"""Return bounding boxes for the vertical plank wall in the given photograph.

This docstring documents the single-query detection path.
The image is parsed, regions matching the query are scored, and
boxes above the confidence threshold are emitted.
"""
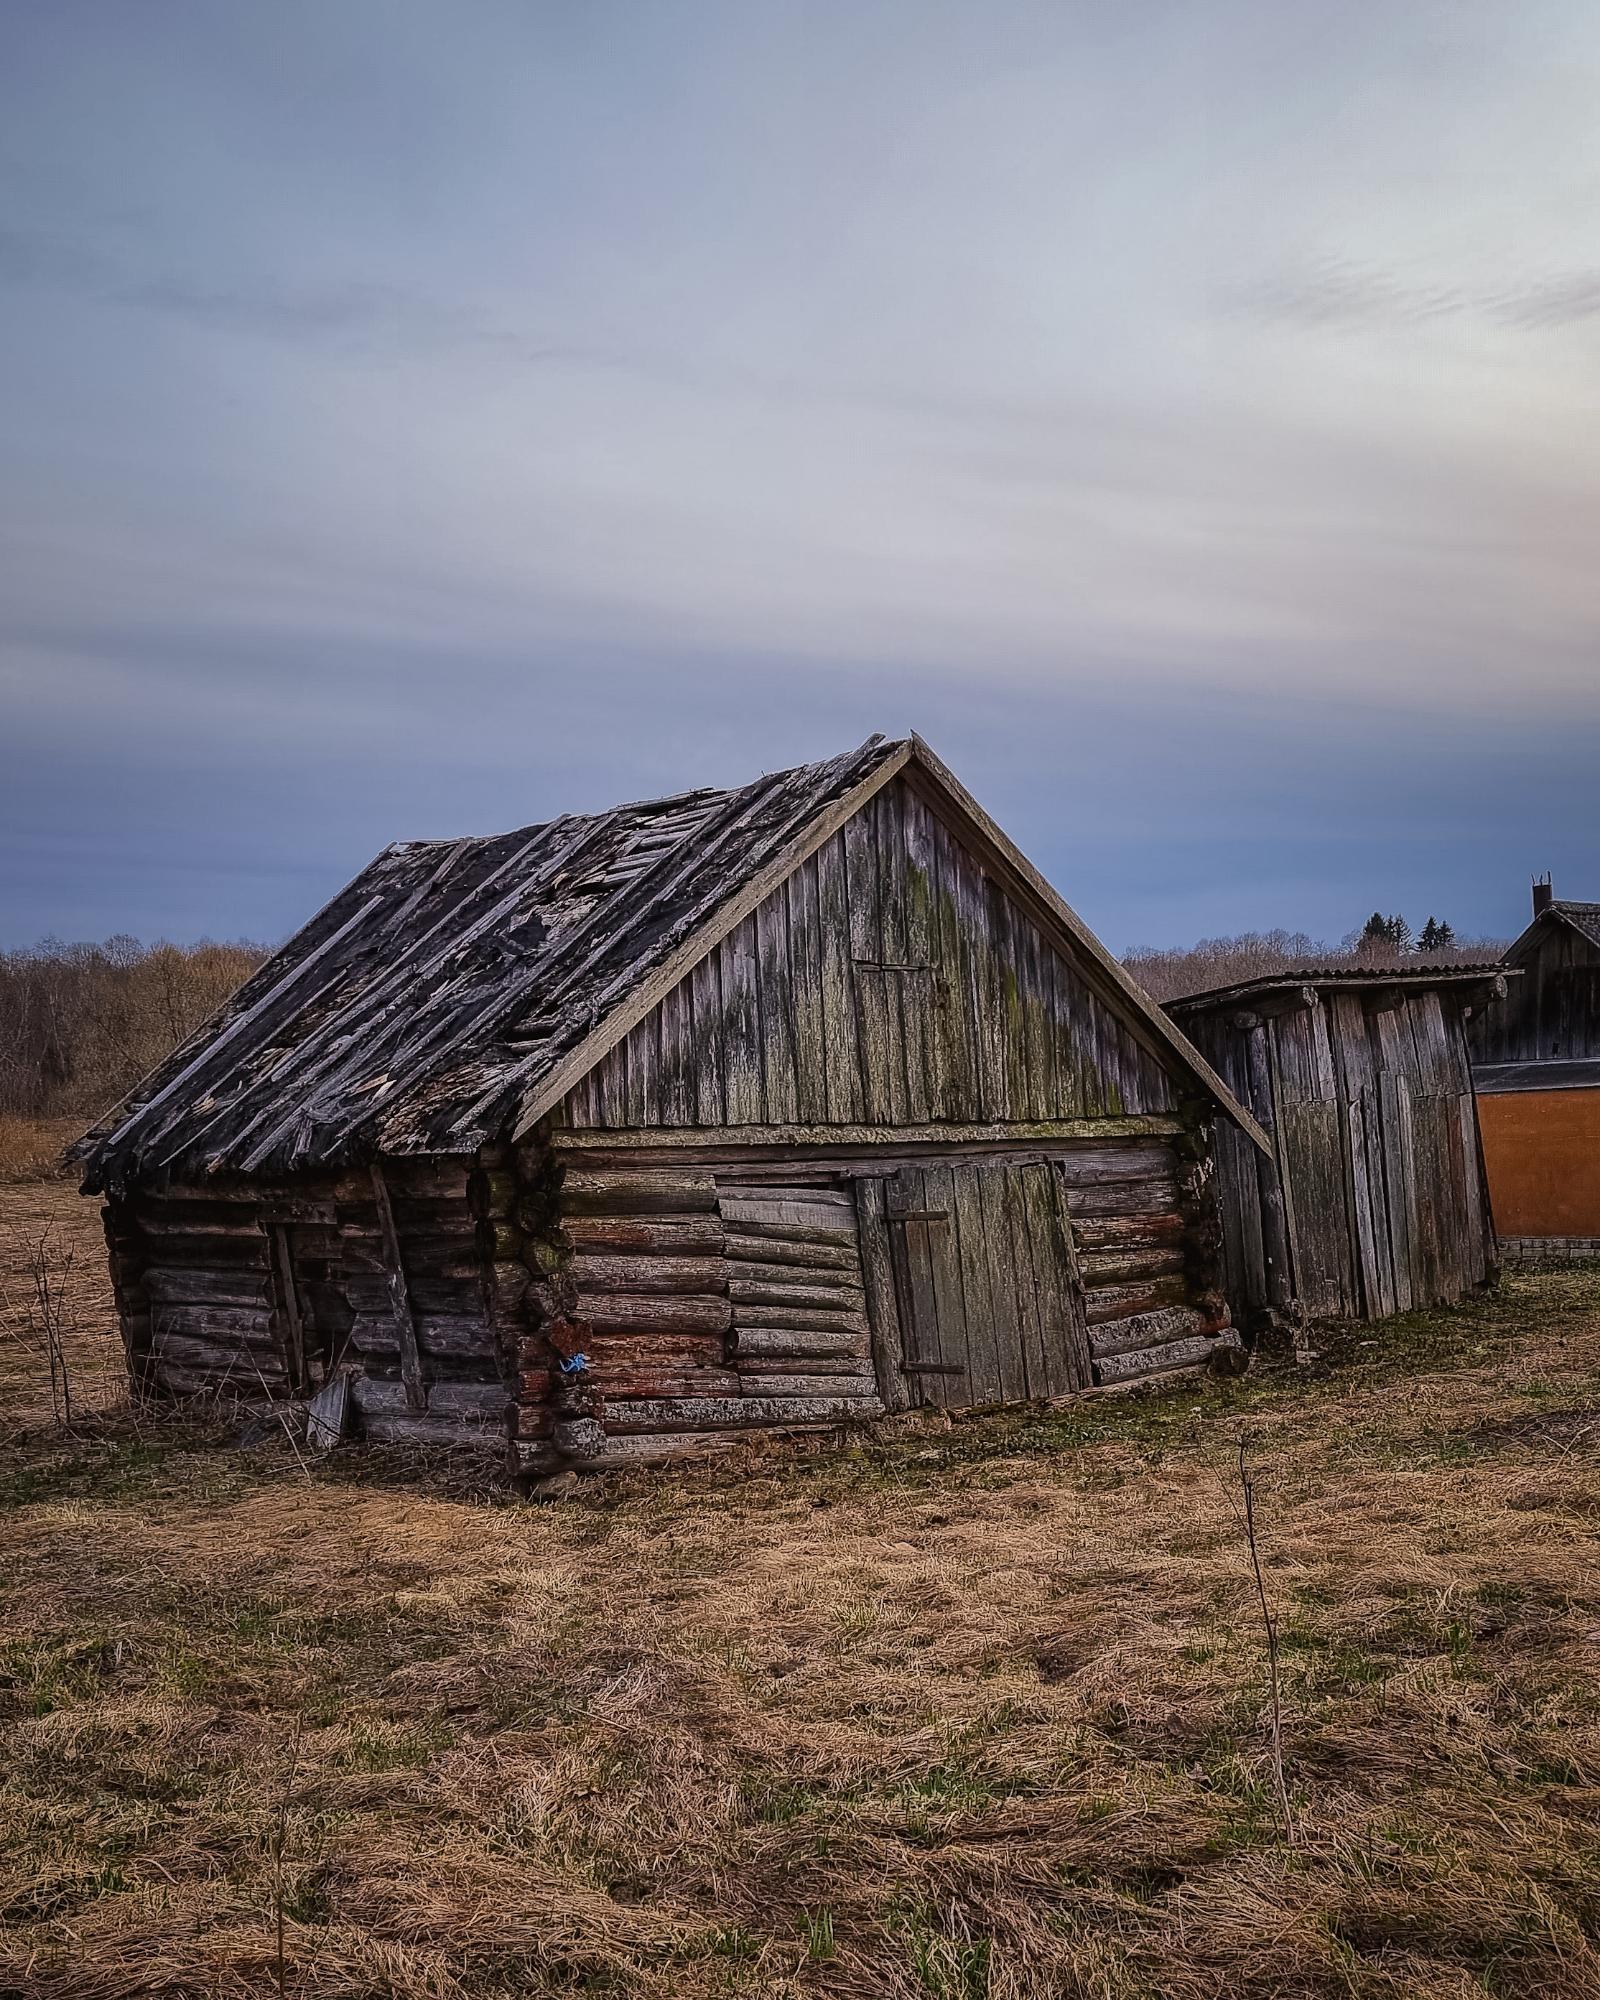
[1469,925,1600,1064]
[1183,987,1493,1326]
[562,777,1177,1131]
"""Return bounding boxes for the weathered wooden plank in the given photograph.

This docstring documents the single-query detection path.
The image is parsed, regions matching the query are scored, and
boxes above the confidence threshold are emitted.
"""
[578,1293,733,1336]
[1071,1213,1185,1250]
[733,1301,870,1335]
[736,1371,877,1397]
[719,1195,856,1230]
[1064,1175,1181,1218]
[757,874,800,1126]
[558,1119,1186,1153]
[688,951,726,1127]
[854,1174,905,1411]
[370,1163,428,1413]
[268,1221,306,1391]
[1094,1329,1240,1385]
[730,1325,871,1358]
[722,1258,863,1294]
[1084,1276,1188,1325]
[845,805,896,1126]
[143,1267,274,1308]
[561,1171,720,1215]
[598,1392,883,1433]
[786,857,828,1124]
[817,831,864,1122]
[720,1218,860,1251]
[571,1253,729,1296]
[723,1231,861,1271]
[729,1276,864,1312]
[720,915,764,1125]
[146,1302,278,1341]
[1079,1245,1187,1284]
[723,1182,857,1208]
[564,1214,727,1255]
[998,1161,1050,1399]
[655,978,693,1127]
[1089,1305,1206,1360]
[952,1165,1003,1403]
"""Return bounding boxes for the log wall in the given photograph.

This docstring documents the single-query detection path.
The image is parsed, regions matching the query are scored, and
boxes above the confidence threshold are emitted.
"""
[101,1157,516,1444]
[516,1129,1238,1471]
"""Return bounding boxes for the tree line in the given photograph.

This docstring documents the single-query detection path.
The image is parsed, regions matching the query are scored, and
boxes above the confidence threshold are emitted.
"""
[0,937,267,1125]
[1125,917,1505,1003]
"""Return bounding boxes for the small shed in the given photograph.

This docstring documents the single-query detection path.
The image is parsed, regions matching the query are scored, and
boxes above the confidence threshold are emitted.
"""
[1169,967,1509,1328]
[1468,882,1600,1254]
[75,735,1270,1476]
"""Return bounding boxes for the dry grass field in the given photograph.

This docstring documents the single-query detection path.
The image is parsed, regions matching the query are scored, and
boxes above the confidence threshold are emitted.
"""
[3,1157,1600,1999]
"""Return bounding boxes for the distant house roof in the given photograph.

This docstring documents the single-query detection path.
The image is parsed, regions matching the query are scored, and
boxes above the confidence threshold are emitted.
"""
[1474,1058,1600,1095]
[1166,964,1513,1016]
[1507,900,1600,961]
[77,734,1268,1190]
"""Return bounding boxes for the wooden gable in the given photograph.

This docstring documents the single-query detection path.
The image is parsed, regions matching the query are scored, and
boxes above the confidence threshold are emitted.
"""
[560,774,1179,1132]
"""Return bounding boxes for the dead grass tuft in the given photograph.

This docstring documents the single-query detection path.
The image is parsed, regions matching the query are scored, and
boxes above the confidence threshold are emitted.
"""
[2,1174,1599,1997]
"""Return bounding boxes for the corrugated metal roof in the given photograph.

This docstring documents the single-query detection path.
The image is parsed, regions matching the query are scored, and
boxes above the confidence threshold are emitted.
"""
[77,739,905,1188]
[1167,964,1512,1015]
[1473,1059,1600,1095]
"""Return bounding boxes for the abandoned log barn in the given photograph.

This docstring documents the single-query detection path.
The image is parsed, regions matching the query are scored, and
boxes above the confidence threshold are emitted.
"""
[76,735,1273,1475]
[1467,882,1600,1253]
[1169,966,1509,1330]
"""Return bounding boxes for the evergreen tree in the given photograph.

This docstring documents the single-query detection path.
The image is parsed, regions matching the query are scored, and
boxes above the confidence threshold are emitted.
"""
[1359,912,1390,950]
[1436,920,1456,948]
[1386,914,1413,952]
[1418,917,1441,952]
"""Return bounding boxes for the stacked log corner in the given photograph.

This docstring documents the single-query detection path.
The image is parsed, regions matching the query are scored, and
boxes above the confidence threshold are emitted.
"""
[1078,1114,1240,1386]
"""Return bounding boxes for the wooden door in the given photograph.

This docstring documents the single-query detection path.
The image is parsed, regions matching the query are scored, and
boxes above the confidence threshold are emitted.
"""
[883,1161,1090,1407]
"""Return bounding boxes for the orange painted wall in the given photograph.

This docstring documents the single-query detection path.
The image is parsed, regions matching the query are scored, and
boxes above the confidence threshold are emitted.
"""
[1477,1089,1600,1236]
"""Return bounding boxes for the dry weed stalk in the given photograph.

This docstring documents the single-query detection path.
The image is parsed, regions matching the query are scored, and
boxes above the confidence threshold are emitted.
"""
[23,1223,77,1427]
[1236,1438,1295,1846]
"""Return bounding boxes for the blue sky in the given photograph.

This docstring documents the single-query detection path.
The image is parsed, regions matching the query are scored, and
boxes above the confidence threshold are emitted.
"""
[3,2,1598,954]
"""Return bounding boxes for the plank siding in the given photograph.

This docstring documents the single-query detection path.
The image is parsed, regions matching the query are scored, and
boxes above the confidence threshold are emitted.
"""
[562,777,1177,1132]
[1176,983,1497,1329]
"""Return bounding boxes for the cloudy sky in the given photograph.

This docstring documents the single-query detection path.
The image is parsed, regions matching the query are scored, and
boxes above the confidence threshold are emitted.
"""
[3,1,1597,954]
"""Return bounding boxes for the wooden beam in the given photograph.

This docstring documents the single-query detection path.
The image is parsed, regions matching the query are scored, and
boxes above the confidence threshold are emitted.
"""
[554,1116,1186,1151]
[369,1163,427,1413]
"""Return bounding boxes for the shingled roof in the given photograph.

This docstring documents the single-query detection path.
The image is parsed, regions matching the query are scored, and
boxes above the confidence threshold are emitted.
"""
[1511,900,1600,958]
[77,735,1266,1191]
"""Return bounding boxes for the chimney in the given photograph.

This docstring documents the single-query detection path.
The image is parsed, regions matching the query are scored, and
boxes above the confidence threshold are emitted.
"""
[1533,874,1554,918]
